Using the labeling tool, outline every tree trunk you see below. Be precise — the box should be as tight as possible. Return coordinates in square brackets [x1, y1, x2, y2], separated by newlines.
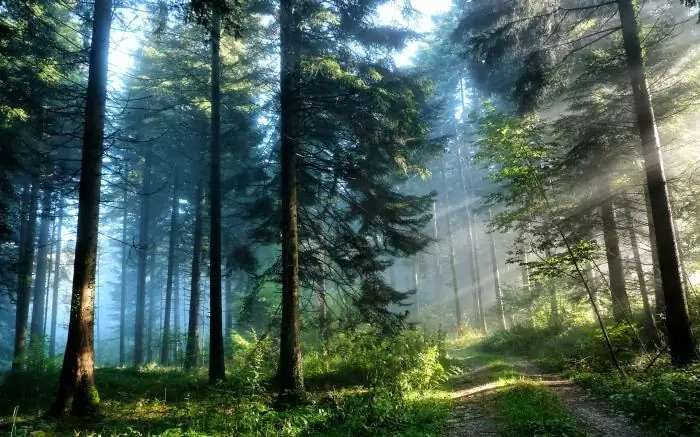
[488, 208, 507, 331]
[585, 262, 598, 321]
[146, 243, 157, 364]
[618, 0, 696, 365]
[30, 191, 52, 345]
[173, 258, 180, 364]
[43, 218, 54, 340]
[47, 0, 111, 415]
[208, 7, 226, 384]
[440, 157, 463, 333]
[134, 147, 152, 366]
[161, 173, 179, 365]
[457, 78, 485, 332]
[225, 272, 233, 343]
[13, 182, 39, 370]
[185, 184, 204, 371]
[624, 205, 660, 346]
[431, 200, 442, 296]
[119, 189, 127, 366]
[50, 211, 63, 356]
[600, 195, 631, 322]
[278, 0, 304, 395]
[643, 184, 664, 318]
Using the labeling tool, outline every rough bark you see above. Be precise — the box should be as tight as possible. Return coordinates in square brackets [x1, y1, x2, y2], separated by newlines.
[440, 157, 463, 333]
[278, 0, 304, 395]
[30, 191, 52, 344]
[13, 183, 38, 370]
[173, 258, 181, 364]
[119, 189, 127, 366]
[600, 195, 631, 322]
[618, 0, 696, 365]
[185, 184, 204, 371]
[488, 208, 507, 331]
[50, 211, 63, 356]
[624, 205, 660, 346]
[47, 0, 111, 415]
[161, 173, 180, 365]
[208, 8, 225, 383]
[134, 147, 153, 366]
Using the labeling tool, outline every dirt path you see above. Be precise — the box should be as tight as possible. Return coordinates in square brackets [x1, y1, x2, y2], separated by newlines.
[445, 354, 648, 437]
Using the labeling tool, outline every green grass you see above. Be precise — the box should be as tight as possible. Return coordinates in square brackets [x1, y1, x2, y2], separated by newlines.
[0, 367, 451, 436]
[495, 381, 589, 437]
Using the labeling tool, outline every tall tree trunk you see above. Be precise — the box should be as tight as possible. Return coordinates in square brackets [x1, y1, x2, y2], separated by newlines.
[208, 7, 226, 384]
[185, 184, 204, 371]
[278, 0, 304, 396]
[440, 157, 463, 333]
[50, 211, 63, 356]
[585, 262, 598, 321]
[147, 245, 157, 363]
[44, 218, 54, 340]
[457, 78, 485, 332]
[624, 205, 660, 346]
[134, 147, 152, 366]
[545, 249, 559, 326]
[431, 200, 442, 295]
[13, 183, 39, 370]
[643, 184, 664, 318]
[47, 0, 111, 415]
[173, 258, 180, 364]
[161, 173, 180, 365]
[618, 0, 696, 365]
[225, 272, 233, 343]
[600, 195, 631, 322]
[488, 208, 507, 331]
[119, 189, 127, 366]
[30, 191, 52, 344]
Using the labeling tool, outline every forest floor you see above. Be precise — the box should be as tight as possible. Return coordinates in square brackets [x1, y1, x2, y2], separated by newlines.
[443, 345, 649, 437]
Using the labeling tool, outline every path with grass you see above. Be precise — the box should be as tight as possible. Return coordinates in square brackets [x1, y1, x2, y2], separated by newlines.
[444, 347, 648, 437]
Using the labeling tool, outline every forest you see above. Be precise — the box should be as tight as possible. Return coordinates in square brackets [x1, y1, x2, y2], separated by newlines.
[2, 0, 700, 435]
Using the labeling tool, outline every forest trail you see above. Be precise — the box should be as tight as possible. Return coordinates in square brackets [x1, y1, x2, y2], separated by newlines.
[445, 348, 648, 437]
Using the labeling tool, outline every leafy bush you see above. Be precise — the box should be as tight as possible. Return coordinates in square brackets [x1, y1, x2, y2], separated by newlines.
[228, 330, 276, 393]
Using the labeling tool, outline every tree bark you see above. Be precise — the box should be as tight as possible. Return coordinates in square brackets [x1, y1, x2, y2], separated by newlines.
[225, 272, 234, 343]
[146, 242, 157, 363]
[618, 0, 696, 365]
[600, 195, 631, 322]
[431, 200, 442, 296]
[50, 211, 62, 356]
[47, 0, 111, 415]
[185, 184, 204, 371]
[119, 188, 127, 366]
[30, 191, 52, 344]
[278, 0, 304, 395]
[624, 205, 660, 346]
[643, 184, 664, 318]
[161, 173, 179, 365]
[208, 7, 225, 383]
[488, 208, 507, 331]
[13, 182, 39, 370]
[440, 157, 463, 333]
[173, 257, 180, 364]
[134, 146, 153, 366]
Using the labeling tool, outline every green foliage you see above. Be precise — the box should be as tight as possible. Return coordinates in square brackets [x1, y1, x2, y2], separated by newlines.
[572, 369, 700, 437]
[481, 323, 641, 372]
[497, 382, 588, 437]
[0, 328, 451, 436]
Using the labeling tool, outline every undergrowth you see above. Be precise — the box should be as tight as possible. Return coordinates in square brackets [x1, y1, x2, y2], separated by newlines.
[0, 327, 451, 436]
[496, 381, 588, 437]
[481, 322, 700, 437]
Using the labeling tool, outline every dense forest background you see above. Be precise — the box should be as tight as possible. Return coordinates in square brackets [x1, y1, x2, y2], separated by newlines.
[2, 0, 700, 434]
